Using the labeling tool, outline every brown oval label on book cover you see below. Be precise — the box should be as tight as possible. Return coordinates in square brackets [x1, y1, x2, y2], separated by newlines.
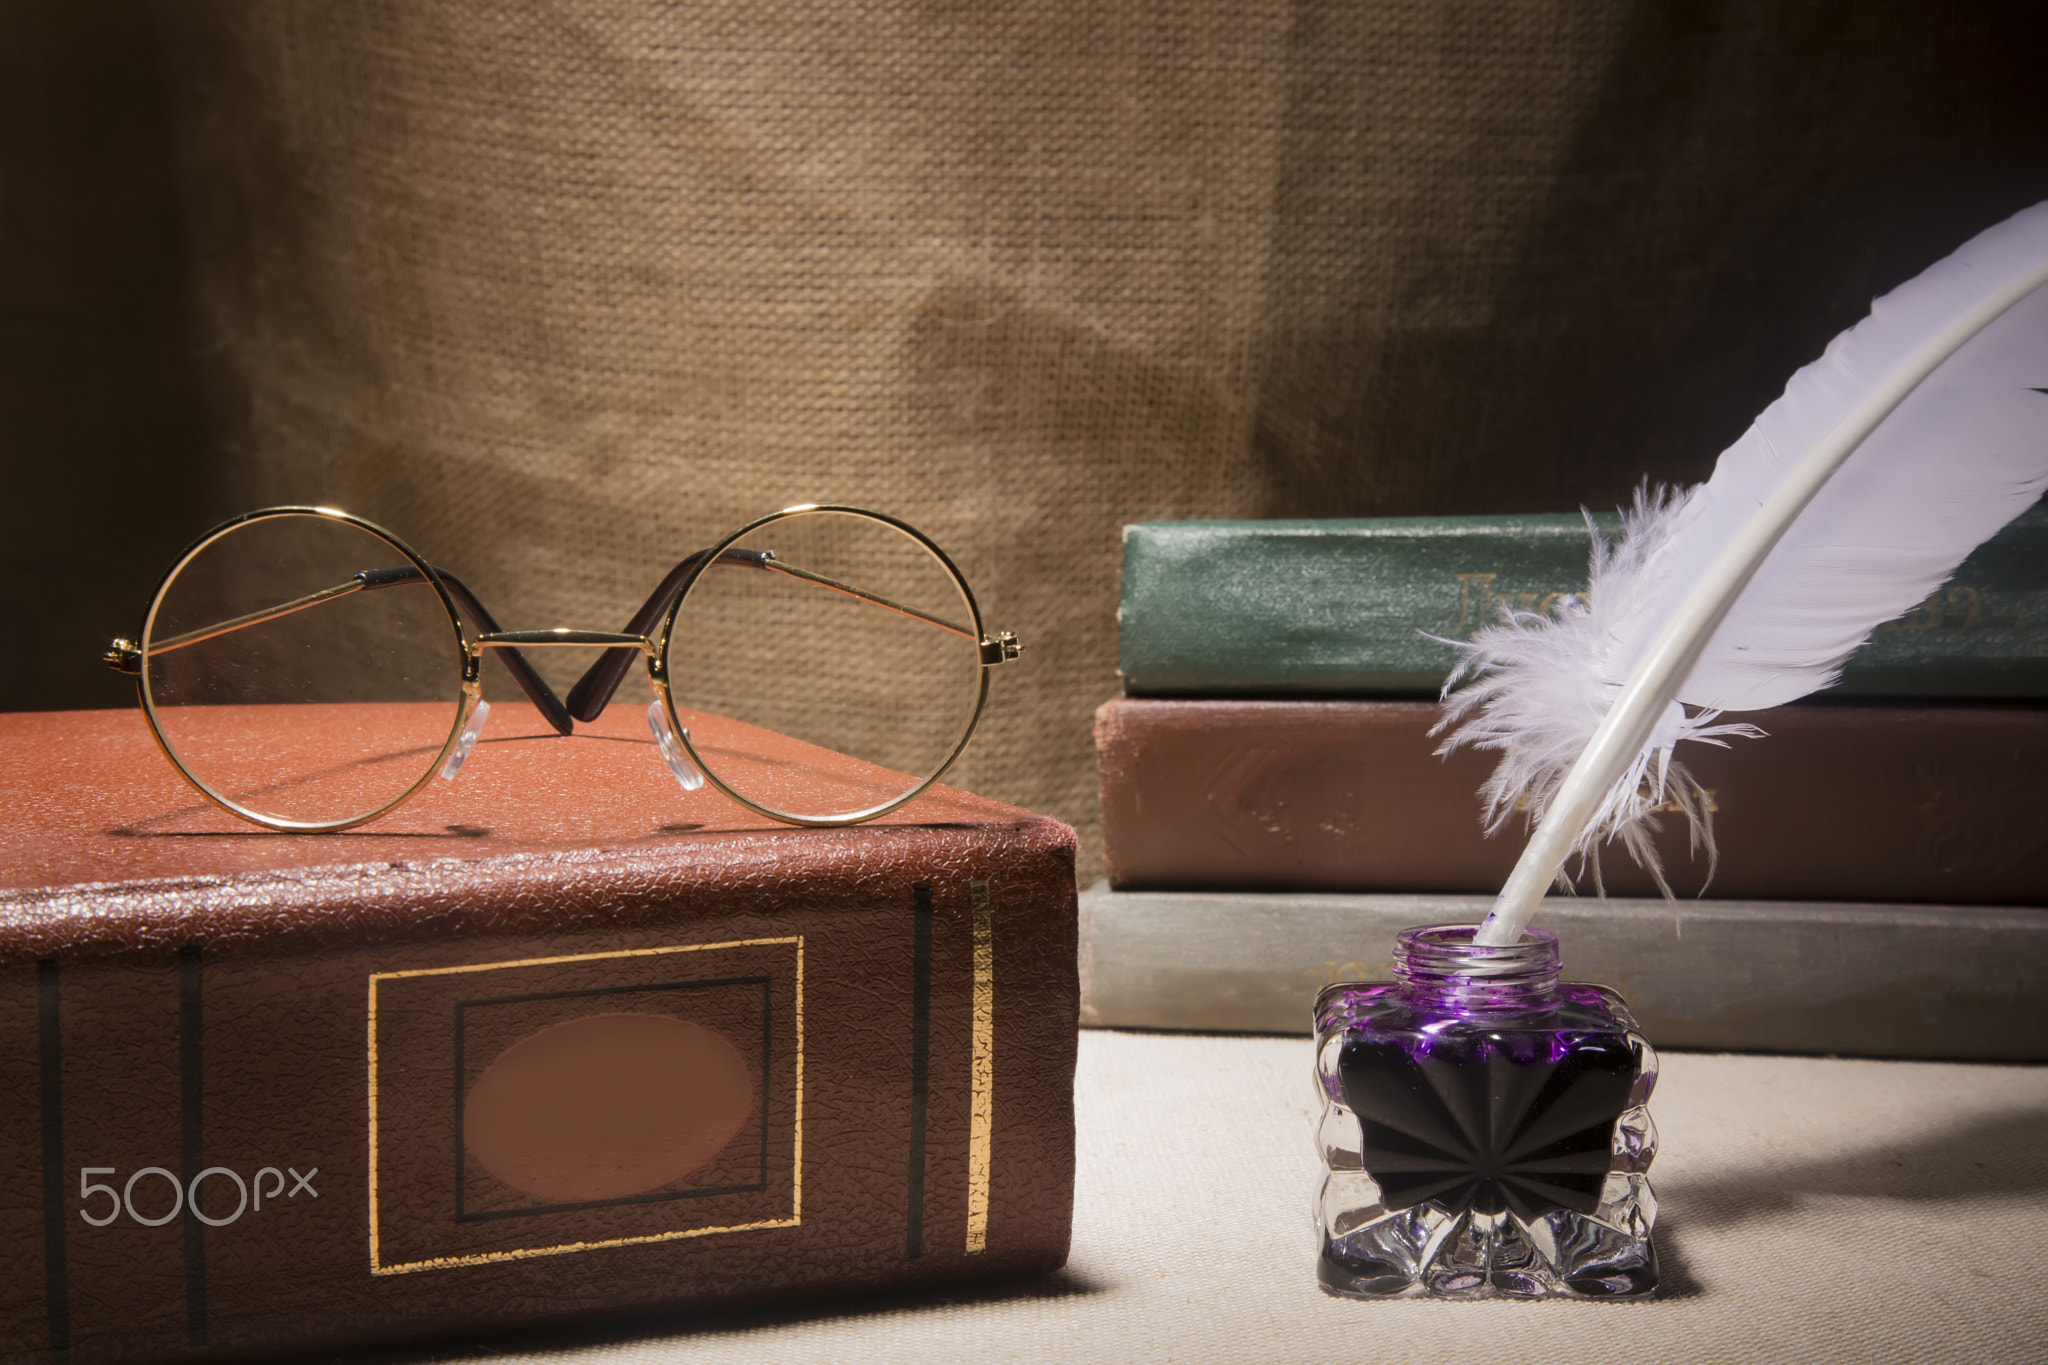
[462, 1012, 754, 1203]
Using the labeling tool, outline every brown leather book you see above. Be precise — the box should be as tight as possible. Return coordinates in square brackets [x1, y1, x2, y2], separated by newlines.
[1096, 696, 2048, 903]
[0, 706, 1077, 1364]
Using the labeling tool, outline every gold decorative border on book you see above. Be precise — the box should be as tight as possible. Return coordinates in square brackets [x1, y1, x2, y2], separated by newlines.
[965, 880, 994, 1254]
[365, 936, 804, 1276]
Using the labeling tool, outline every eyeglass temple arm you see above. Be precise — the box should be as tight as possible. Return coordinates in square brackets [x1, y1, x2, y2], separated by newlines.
[564, 548, 774, 723]
[565, 548, 1002, 726]
[359, 566, 574, 736]
[755, 559, 979, 641]
[110, 566, 572, 736]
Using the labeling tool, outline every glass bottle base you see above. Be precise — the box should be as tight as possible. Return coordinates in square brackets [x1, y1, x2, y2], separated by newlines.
[1316, 1174, 1659, 1300]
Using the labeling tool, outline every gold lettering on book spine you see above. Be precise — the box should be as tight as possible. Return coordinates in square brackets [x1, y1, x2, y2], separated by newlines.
[965, 879, 995, 1254]
[1440, 572, 1592, 636]
[1882, 583, 1984, 631]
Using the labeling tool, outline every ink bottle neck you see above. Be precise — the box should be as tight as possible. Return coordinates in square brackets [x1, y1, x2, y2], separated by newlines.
[1394, 924, 1561, 1017]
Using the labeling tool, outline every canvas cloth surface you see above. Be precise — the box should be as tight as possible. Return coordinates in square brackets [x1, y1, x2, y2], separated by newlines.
[9, 3, 2044, 877]
[448, 1031, 2048, 1362]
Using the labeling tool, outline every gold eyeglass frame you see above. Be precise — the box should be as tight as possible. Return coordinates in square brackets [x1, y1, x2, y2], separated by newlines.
[107, 504, 1022, 834]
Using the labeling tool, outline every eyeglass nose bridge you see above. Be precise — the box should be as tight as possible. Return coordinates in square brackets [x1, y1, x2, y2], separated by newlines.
[468, 629, 659, 688]
[473, 629, 655, 653]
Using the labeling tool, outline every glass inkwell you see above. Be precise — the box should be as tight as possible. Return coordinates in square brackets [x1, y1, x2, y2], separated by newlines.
[1313, 924, 1658, 1299]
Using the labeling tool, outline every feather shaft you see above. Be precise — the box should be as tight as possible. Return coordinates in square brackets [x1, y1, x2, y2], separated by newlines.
[1476, 256, 2048, 947]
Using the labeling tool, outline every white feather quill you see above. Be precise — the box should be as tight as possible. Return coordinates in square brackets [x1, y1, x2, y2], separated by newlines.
[1432, 200, 2048, 947]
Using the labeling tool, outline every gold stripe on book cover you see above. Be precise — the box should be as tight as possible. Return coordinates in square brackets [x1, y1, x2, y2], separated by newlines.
[966, 880, 994, 1254]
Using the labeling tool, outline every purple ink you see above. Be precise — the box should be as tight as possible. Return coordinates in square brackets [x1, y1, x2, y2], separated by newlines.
[1315, 925, 1659, 1298]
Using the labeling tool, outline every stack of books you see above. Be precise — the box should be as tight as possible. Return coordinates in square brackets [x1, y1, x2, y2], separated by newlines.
[1086, 503, 2048, 1058]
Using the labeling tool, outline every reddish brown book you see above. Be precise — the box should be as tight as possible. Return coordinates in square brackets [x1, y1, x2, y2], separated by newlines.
[1096, 696, 2048, 903]
[0, 706, 1077, 1364]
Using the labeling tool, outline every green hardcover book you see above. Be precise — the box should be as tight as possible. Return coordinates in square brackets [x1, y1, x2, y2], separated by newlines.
[1117, 498, 2048, 698]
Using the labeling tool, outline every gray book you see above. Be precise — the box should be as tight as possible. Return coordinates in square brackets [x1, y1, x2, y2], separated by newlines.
[1079, 881, 2048, 1060]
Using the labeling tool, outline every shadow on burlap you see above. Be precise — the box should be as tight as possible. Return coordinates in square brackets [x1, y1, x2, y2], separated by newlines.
[7, 1, 2045, 880]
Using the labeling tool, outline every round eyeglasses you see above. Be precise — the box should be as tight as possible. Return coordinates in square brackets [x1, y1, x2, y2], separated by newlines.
[105, 505, 1023, 832]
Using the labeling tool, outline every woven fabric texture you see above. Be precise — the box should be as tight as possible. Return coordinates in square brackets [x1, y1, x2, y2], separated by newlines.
[9, 2, 2046, 875]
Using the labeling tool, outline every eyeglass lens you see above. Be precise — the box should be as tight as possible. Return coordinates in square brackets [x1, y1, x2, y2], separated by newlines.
[663, 509, 984, 822]
[142, 512, 467, 827]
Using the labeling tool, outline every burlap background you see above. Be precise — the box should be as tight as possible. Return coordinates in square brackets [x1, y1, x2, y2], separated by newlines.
[7, 1, 2046, 880]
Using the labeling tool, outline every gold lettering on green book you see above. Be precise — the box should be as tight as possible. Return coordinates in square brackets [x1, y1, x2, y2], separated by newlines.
[1439, 573, 1591, 637]
[1882, 584, 1985, 631]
